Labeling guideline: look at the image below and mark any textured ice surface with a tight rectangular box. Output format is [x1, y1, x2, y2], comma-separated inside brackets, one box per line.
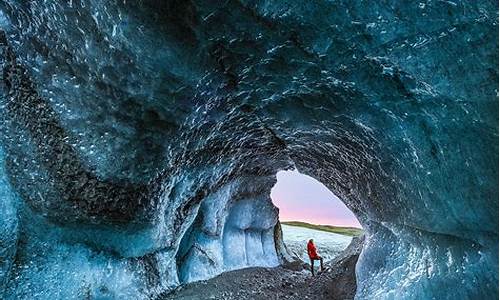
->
[281, 224, 353, 262]
[0, 0, 498, 299]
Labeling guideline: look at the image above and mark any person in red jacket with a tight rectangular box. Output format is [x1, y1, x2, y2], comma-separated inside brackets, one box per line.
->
[307, 239, 324, 276]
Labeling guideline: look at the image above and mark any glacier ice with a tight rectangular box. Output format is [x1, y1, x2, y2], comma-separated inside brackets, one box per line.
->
[280, 224, 353, 263]
[0, 0, 498, 299]
[176, 177, 281, 284]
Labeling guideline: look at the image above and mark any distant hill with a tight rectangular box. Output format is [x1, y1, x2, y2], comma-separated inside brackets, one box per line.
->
[281, 221, 363, 237]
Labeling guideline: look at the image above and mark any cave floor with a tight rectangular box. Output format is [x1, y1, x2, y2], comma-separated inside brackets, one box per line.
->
[159, 237, 362, 300]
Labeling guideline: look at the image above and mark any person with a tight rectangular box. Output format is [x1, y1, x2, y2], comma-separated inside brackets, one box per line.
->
[307, 239, 324, 276]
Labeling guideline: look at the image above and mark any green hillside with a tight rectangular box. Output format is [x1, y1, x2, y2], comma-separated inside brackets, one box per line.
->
[281, 221, 363, 237]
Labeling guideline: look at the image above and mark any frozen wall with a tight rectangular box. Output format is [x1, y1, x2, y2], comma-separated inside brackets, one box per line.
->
[0, 1, 498, 299]
[176, 177, 281, 284]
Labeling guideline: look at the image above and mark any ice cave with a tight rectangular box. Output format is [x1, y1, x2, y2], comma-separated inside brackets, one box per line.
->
[0, 1, 498, 299]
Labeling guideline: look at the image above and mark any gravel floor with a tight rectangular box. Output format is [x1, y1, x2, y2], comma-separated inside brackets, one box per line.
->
[159, 236, 364, 300]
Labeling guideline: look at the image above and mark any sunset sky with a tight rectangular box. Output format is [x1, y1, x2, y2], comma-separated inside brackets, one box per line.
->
[270, 170, 361, 228]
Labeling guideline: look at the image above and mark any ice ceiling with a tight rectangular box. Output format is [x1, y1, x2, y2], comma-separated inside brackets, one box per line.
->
[0, 1, 498, 299]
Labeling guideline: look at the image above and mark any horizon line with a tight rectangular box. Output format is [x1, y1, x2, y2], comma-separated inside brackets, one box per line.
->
[280, 219, 363, 229]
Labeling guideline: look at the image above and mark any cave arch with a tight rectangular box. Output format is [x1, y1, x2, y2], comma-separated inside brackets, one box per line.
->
[270, 169, 362, 263]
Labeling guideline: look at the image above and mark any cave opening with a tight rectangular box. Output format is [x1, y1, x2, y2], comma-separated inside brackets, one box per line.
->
[271, 169, 362, 263]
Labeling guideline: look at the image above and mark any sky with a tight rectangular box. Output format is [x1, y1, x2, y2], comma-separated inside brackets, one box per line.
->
[270, 170, 361, 228]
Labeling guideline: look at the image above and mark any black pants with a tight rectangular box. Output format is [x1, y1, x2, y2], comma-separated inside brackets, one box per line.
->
[310, 256, 324, 275]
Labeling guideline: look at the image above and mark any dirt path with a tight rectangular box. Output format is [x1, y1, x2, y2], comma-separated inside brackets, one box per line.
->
[159, 236, 363, 300]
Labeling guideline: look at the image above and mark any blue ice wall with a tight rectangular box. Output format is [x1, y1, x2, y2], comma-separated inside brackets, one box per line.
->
[0, 0, 497, 299]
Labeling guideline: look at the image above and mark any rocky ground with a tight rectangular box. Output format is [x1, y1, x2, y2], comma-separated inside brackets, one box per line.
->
[159, 236, 364, 300]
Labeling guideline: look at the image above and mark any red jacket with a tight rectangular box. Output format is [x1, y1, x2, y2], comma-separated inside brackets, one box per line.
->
[307, 241, 318, 259]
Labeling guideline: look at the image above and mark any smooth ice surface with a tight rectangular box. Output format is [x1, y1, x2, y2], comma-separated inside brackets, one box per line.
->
[281, 224, 353, 262]
[177, 180, 280, 284]
[0, 1, 498, 299]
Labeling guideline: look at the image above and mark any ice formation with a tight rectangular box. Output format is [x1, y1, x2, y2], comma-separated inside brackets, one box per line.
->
[0, 1, 497, 299]
[280, 224, 353, 263]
